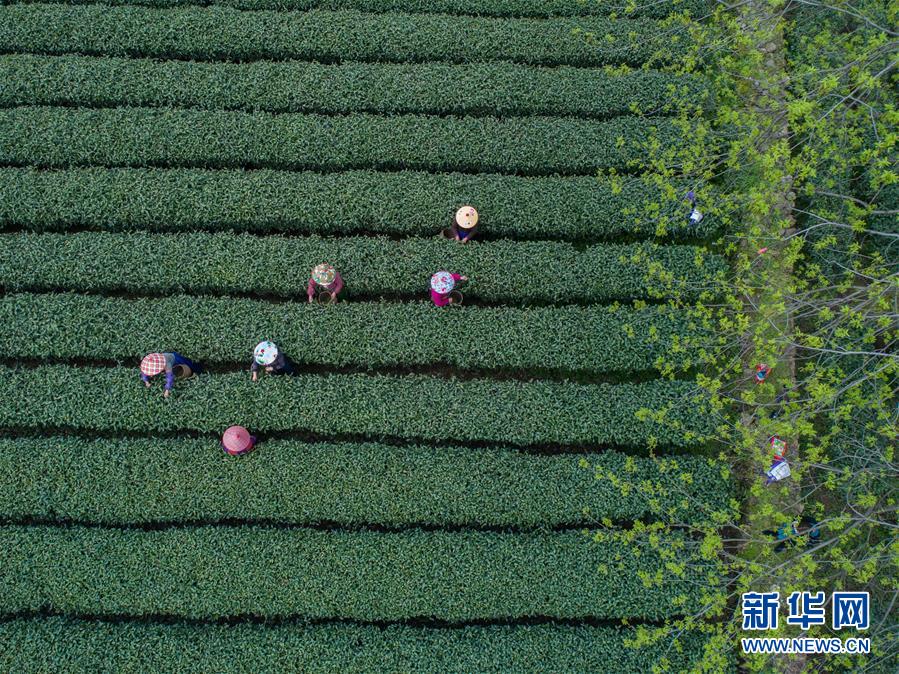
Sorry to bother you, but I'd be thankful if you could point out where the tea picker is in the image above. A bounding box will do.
[430,271,467,306]
[140,352,200,398]
[307,264,343,304]
[222,425,257,456]
[765,457,791,485]
[764,435,790,485]
[755,363,771,383]
[763,516,820,552]
[451,206,479,243]
[251,340,294,381]
[772,385,789,418]
[686,190,703,225]
[762,521,798,552]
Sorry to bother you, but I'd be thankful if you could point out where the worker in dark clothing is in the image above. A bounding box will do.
[450,206,479,243]
[251,341,295,381]
[763,516,821,552]
[686,190,703,224]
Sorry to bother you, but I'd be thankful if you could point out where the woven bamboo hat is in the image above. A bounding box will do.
[455,206,479,229]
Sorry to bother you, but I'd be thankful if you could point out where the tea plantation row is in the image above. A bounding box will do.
[0,293,710,373]
[0,54,711,118]
[0,365,714,447]
[0,233,723,302]
[9,0,710,19]
[0,4,690,66]
[0,436,731,526]
[0,617,717,673]
[0,168,717,240]
[0,526,717,620]
[0,106,687,176]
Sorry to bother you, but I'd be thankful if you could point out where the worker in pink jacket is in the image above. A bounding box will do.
[430,271,468,306]
[307,264,343,304]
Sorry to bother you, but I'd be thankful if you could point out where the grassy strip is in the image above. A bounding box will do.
[0,233,725,304]
[0,54,712,118]
[0,525,718,620]
[0,436,733,526]
[0,293,711,374]
[4,0,711,19]
[0,365,714,447]
[0,106,685,176]
[0,617,723,673]
[0,4,690,67]
[0,167,717,240]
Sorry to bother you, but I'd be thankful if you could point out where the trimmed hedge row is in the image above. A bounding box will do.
[0,436,732,526]
[0,54,712,118]
[0,618,722,673]
[0,525,717,620]
[0,233,725,303]
[0,106,685,176]
[5,0,712,19]
[0,4,691,67]
[0,293,711,374]
[0,365,714,447]
[0,167,716,240]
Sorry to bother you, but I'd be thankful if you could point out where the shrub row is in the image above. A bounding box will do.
[0,293,711,374]
[0,617,722,673]
[0,436,733,526]
[0,365,714,447]
[0,54,712,118]
[7,0,711,19]
[0,233,725,303]
[0,4,691,67]
[0,167,717,240]
[0,106,686,176]
[0,525,717,620]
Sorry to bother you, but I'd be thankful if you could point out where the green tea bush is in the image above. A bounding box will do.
[0,233,724,303]
[0,168,717,240]
[0,106,686,175]
[0,4,691,66]
[0,617,720,673]
[0,54,711,118]
[0,525,717,619]
[0,293,711,373]
[0,365,714,447]
[8,0,711,19]
[0,436,732,525]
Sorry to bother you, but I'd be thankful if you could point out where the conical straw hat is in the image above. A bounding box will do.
[222,425,252,455]
[254,341,278,366]
[455,206,479,229]
[430,271,455,293]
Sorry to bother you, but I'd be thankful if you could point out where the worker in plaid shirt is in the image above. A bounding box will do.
[140,352,200,398]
